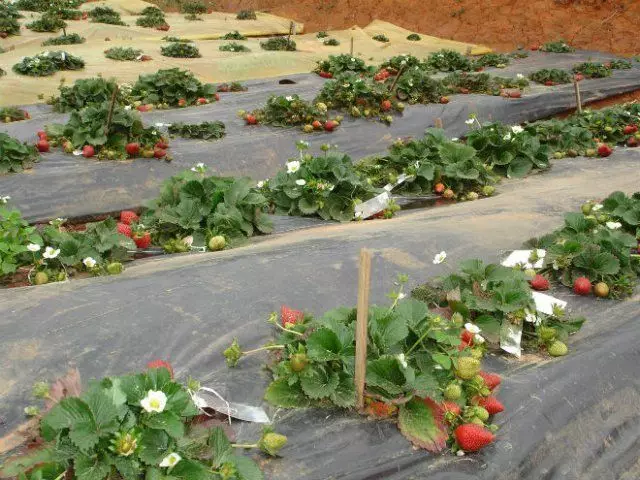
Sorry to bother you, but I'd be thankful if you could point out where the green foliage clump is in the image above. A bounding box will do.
[0,107,30,123]
[26,14,67,32]
[540,40,574,53]
[0,132,40,175]
[0,200,42,275]
[426,49,472,72]
[136,6,167,27]
[161,42,201,58]
[572,62,612,79]
[105,46,143,61]
[221,30,246,40]
[406,33,421,41]
[372,33,389,42]
[0,1,22,36]
[323,38,340,46]
[472,53,510,68]
[13,51,85,77]
[260,37,296,51]
[394,69,446,105]
[130,68,216,106]
[88,5,127,25]
[181,0,206,14]
[236,9,256,19]
[219,42,250,52]
[314,54,369,76]
[168,121,226,140]
[50,77,122,112]
[42,33,85,46]
[528,68,572,85]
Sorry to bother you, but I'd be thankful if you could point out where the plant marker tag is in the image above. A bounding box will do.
[501,249,546,269]
[500,320,522,357]
[190,245,207,253]
[190,387,270,424]
[354,174,411,219]
[531,291,567,315]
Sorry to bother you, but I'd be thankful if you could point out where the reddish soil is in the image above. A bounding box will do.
[555,87,640,117]
[208,0,640,55]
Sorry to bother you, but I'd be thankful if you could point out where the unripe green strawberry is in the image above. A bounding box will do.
[474,406,489,422]
[470,348,484,360]
[258,431,288,456]
[106,262,123,275]
[34,271,48,285]
[538,326,556,342]
[470,417,485,426]
[466,191,479,201]
[480,387,491,397]
[456,357,480,380]
[524,268,536,279]
[548,340,568,357]
[581,202,593,215]
[289,353,308,372]
[444,383,462,401]
[481,185,495,196]
[208,235,226,251]
[451,312,464,326]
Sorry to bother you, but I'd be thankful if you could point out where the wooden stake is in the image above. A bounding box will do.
[350,36,354,56]
[435,118,443,129]
[287,21,294,48]
[354,248,372,411]
[573,78,583,114]
[388,65,406,94]
[104,85,119,136]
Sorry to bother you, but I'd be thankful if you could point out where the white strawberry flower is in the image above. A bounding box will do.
[295,179,306,186]
[464,323,481,334]
[124,105,132,111]
[465,118,475,125]
[191,163,207,173]
[516,73,524,79]
[457,450,466,456]
[42,247,60,259]
[451,138,459,142]
[511,125,524,134]
[398,292,406,300]
[433,251,447,264]
[503,132,512,141]
[591,203,603,211]
[0,195,10,203]
[286,160,300,174]
[354,211,363,219]
[73,149,83,156]
[257,181,265,188]
[27,243,41,252]
[606,221,622,230]
[159,453,181,468]
[140,390,167,413]
[285,96,293,101]
[474,334,485,344]
[396,353,408,369]
[83,257,97,268]
[524,308,542,326]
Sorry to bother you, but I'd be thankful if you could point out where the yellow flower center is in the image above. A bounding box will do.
[150,399,160,409]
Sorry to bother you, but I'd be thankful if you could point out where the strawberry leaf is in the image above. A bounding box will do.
[394,298,429,329]
[264,378,309,407]
[138,429,170,465]
[365,356,410,397]
[74,453,111,480]
[41,397,99,451]
[329,372,356,407]
[208,427,232,467]
[168,459,211,480]
[143,411,184,438]
[226,455,264,480]
[300,365,340,399]
[397,398,448,452]
[306,328,347,361]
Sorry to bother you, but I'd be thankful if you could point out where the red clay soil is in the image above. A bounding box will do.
[211,0,640,55]
[554,88,640,118]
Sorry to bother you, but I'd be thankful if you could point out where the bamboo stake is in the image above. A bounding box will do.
[350,37,354,56]
[435,118,443,129]
[287,21,294,48]
[104,85,119,136]
[354,248,372,411]
[388,65,406,94]
[573,78,583,114]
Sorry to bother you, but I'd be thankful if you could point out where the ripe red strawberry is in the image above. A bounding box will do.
[574,73,584,82]
[82,145,95,158]
[530,44,539,51]
[478,371,501,391]
[530,274,549,291]
[623,125,637,135]
[573,276,592,295]
[459,87,470,94]
[319,71,333,78]
[597,144,612,157]
[37,130,47,140]
[544,80,555,86]
[155,140,169,150]
[434,182,445,194]
[133,231,151,249]
[196,97,208,105]
[627,137,639,147]
[324,120,337,132]
[439,96,449,104]
[117,222,132,237]
[312,120,322,129]
[125,142,140,157]
[454,424,495,452]
[139,55,152,61]
[24,111,31,119]
[81,11,87,19]
[380,100,392,112]
[147,359,174,378]
[509,90,522,98]
[178,98,186,107]
[120,210,139,225]
[153,148,167,159]
[245,114,257,125]
[478,396,504,415]
[461,329,474,345]
[441,401,461,417]
[36,139,50,152]
[137,104,150,112]
[281,305,304,327]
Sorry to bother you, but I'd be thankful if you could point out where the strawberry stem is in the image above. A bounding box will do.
[231,443,258,449]
[242,345,285,355]
[406,327,432,355]
[273,322,304,337]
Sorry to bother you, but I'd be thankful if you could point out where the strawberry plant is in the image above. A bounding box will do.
[168,121,226,140]
[528,68,572,85]
[540,40,574,53]
[465,119,550,178]
[266,143,376,222]
[0,364,284,479]
[0,132,40,174]
[442,72,528,95]
[524,118,595,155]
[50,77,123,112]
[426,49,472,72]
[316,31,328,38]
[260,37,296,51]
[136,6,167,27]
[45,101,163,160]
[161,35,191,42]
[472,53,510,69]
[161,42,201,58]
[598,191,640,239]
[246,94,325,127]
[372,33,389,42]
[313,54,369,77]
[130,68,216,107]
[568,103,640,145]
[221,30,246,40]
[380,54,427,74]
[42,32,86,46]
[0,200,42,275]
[225,275,504,454]
[236,8,256,19]
[323,38,340,46]
[394,69,446,104]
[219,42,250,52]
[13,51,85,76]
[88,5,127,25]
[608,59,632,70]
[355,129,497,198]
[0,1,21,36]
[142,170,272,247]
[0,107,30,123]
[181,0,206,14]
[105,46,143,61]
[216,81,247,92]
[531,210,640,298]
[413,259,584,356]
[572,62,611,79]
[26,13,67,32]
[406,33,421,41]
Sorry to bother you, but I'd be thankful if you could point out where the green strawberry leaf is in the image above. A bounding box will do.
[410,372,440,399]
[329,372,356,407]
[138,429,170,465]
[306,328,347,361]
[169,459,211,480]
[41,398,99,451]
[365,356,408,397]
[74,453,111,480]
[143,411,184,438]
[264,378,309,407]
[300,366,340,399]
[394,298,429,329]
[225,456,264,480]
[397,398,448,452]
[208,427,232,467]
